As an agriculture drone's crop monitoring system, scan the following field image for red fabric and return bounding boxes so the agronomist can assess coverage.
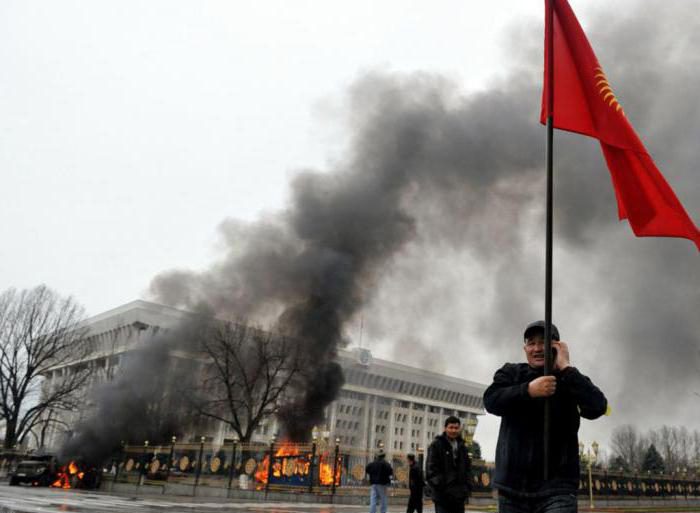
[541,0,699,250]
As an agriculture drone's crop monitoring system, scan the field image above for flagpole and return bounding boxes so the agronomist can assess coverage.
[543,0,555,482]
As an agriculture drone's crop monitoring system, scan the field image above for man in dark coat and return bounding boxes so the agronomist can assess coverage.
[406,453,424,513]
[484,321,608,513]
[366,451,393,513]
[426,416,472,513]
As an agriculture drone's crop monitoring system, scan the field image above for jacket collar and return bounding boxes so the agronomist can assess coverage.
[438,432,464,448]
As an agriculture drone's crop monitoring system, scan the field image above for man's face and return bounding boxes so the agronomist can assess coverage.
[445,422,461,440]
[524,333,546,368]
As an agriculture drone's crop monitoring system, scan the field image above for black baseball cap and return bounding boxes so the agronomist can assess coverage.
[524,320,560,341]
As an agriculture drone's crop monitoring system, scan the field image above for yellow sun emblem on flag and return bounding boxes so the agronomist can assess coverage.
[594,66,624,114]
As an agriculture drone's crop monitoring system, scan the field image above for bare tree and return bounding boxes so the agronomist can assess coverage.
[649,425,692,472]
[0,285,91,449]
[189,321,302,442]
[610,424,644,470]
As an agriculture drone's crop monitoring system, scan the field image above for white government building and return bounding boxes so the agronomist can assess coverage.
[41,300,486,455]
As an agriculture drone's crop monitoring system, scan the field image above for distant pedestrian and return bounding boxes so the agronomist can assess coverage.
[366,451,393,513]
[406,453,425,513]
[426,416,472,513]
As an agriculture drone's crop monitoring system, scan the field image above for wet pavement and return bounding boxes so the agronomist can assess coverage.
[0,485,422,513]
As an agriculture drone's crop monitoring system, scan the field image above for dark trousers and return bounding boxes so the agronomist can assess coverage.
[434,497,466,513]
[498,493,577,513]
[406,491,423,513]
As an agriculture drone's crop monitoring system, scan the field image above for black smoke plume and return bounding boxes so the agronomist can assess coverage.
[60,325,198,465]
[144,0,698,448]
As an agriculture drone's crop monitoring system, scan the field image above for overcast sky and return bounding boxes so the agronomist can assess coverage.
[1,0,697,461]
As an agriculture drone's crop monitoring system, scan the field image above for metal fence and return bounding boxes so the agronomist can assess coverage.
[578,470,700,500]
[99,442,700,500]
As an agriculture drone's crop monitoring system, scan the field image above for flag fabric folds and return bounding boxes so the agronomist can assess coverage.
[541,0,700,250]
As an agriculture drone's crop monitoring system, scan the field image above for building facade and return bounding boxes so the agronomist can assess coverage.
[42,300,486,455]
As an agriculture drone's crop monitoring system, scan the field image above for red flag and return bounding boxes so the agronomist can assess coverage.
[541,0,700,250]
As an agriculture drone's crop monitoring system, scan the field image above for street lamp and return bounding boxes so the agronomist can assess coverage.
[463,416,478,456]
[579,441,599,509]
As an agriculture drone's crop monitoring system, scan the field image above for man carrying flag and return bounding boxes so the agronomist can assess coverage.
[483,322,607,513]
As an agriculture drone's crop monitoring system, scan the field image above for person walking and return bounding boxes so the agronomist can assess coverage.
[406,453,425,513]
[426,416,472,513]
[366,451,393,513]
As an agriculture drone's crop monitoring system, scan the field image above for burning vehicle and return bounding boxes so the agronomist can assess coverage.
[7,455,100,489]
[51,460,102,489]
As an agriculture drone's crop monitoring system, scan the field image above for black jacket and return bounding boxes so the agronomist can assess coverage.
[484,363,607,498]
[366,458,393,485]
[426,433,472,503]
[409,462,425,494]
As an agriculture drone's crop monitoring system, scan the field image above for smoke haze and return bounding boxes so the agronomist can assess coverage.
[60,326,198,465]
[145,0,698,454]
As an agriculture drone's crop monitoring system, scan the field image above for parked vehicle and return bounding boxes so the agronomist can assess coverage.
[8,455,57,486]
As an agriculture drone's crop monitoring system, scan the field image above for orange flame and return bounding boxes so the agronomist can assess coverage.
[252,442,340,487]
[318,454,341,486]
[51,460,85,489]
[254,442,318,487]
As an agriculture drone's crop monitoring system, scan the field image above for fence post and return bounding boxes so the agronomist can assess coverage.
[137,441,149,491]
[162,436,176,495]
[193,436,205,496]
[308,438,317,493]
[331,438,340,500]
[111,441,126,491]
[265,436,276,499]
[227,437,239,497]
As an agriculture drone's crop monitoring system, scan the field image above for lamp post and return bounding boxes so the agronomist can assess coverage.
[309,428,318,493]
[579,441,599,509]
[463,416,478,455]
[139,440,149,488]
[113,440,126,487]
[331,437,341,497]
[193,436,206,495]
[227,435,239,494]
[163,436,176,494]
[265,434,276,498]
